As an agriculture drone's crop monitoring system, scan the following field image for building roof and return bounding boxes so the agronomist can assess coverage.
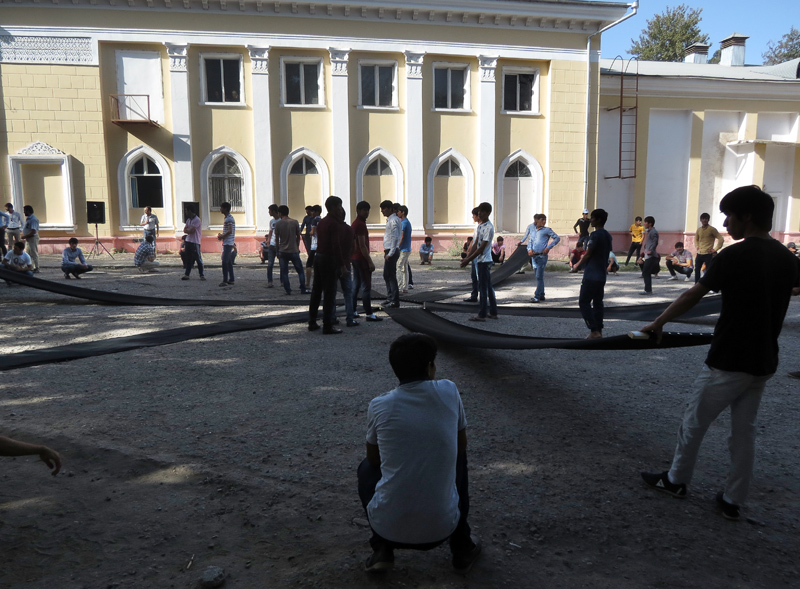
[600,58,800,82]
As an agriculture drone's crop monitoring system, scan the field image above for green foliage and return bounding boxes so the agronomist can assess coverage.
[708,48,721,64]
[447,235,463,257]
[629,4,709,62]
[762,26,800,65]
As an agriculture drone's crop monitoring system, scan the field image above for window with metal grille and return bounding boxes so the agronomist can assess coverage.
[365,158,393,176]
[130,155,163,208]
[435,159,462,177]
[210,156,244,211]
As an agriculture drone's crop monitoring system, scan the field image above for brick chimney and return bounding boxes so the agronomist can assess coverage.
[684,42,711,64]
[720,33,748,67]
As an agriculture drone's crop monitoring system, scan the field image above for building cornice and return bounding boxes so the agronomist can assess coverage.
[600,75,800,102]
[0,1,629,34]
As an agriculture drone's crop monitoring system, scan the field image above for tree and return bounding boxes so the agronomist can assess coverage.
[629,5,709,62]
[762,26,800,65]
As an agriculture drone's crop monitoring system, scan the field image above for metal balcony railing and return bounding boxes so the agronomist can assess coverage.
[110,94,159,126]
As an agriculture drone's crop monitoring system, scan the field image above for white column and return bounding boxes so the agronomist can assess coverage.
[404,50,425,230]
[165,43,193,229]
[478,56,498,221]
[248,46,274,233]
[329,48,352,222]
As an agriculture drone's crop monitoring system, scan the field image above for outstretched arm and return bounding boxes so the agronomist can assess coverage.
[642,282,711,343]
[0,436,61,475]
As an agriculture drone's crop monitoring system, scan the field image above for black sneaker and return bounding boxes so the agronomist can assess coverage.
[716,491,740,521]
[364,546,394,573]
[64,272,71,279]
[641,471,686,498]
[452,536,481,574]
[463,297,478,303]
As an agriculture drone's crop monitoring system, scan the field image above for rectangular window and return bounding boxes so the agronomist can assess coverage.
[282,59,323,106]
[433,64,468,110]
[202,56,243,104]
[360,63,395,107]
[502,68,539,114]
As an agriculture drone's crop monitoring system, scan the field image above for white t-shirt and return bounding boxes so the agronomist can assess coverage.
[140,214,159,230]
[475,220,494,264]
[222,214,236,246]
[4,250,32,267]
[269,218,279,246]
[365,379,467,544]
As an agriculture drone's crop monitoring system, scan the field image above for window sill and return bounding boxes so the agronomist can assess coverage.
[425,224,476,230]
[200,101,247,108]
[358,105,400,112]
[280,103,326,109]
[207,224,256,232]
[431,108,472,114]
[501,110,542,116]
[39,224,77,232]
[120,225,175,232]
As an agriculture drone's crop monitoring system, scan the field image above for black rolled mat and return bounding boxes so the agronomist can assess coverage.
[0,311,308,371]
[423,295,721,321]
[0,268,309,307]
[385,308,713,350]
[399,244,530,304]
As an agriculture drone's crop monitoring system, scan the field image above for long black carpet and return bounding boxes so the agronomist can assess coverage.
[0,311,308,371]
[422,295,721,321]
[385,308,713,350]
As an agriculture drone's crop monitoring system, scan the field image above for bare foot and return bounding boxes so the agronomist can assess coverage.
[586,331,603,339]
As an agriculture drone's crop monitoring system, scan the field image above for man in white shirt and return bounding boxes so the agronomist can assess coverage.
[21,205,40,273]
[381,200,403,308]
[139,206,159,244]
[3,241,34,280]
[460,202,497,321]
[358,334,480,574]
[5,203,23,252]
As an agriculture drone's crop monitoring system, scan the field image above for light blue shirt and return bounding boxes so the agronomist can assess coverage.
[525,225,560,254]
[62,247,87,265]
[475,220,495,263]
[0,211,8,228]
[23,214,39,236]
[400,218,412,252]
[7,210,22,229]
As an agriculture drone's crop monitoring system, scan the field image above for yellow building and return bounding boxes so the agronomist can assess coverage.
[0,0,632,253]
[598,37,800,251]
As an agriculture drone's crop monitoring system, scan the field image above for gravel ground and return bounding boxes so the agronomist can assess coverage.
[1,252,798,588]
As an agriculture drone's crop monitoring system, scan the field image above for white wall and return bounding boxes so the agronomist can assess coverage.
[756,112,799,142]
[698,111,744,228]
[764,144,795,233]
[116,50,165,124]
[597,108,635,231]
[644,110,692,232]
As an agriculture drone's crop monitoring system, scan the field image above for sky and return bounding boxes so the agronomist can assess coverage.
[597,0,797,64]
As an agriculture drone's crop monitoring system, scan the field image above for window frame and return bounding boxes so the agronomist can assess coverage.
[199,53,245,107]
[500,66,541,116]
[357,60,399,110]
[431,62,471,113]
[280,56,326,108]
[209,155,245,213]
[129,154,165,209]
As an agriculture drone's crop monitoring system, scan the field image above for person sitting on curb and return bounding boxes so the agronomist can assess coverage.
[3,241,34,284]
[0,435,61,475]
[490,236,505,265]
[607,251,619,275]
[61,237,93,279]
[134,234,160,273]
[569,242,585,271]
[358,334,481,574]
[419,236,434,265]
[665,242,694,281]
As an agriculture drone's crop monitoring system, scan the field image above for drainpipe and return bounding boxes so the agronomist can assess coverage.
[582,0,639,210]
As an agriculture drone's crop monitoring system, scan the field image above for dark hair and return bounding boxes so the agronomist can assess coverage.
[399,205,408,215]
[220,202,231,213]
[68,237,79,245]
[424,236,432,242]
[700,212,710,220]
[13,241,25,249]
[325,195,342,212]
[356,201,371,212]
[496,236,504,241]
[185,203,196,215]
[379,200,394,210]
[305,205,313,212]
[644,216,655,226]
[466,236,473,242]
[675,241,684,248]
[23,205,33,215]
[719,186,774,230]
[590,208,608,226]
[393,202,401,212]
[145,234,155,243]
[471,207,480,216]
[5,203,12,209]
[278,205,290,216]
[313,205,322,214]
[389,334,437,382]
[635,216,642,222]
[478,202,492,214]
[268,204,278,212]
[534,213,545,221]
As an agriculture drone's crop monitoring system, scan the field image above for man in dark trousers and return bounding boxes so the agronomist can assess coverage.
[640,186,800,521]
[309,196,347,334]
[572,208,612,339]
[638,215,660,295]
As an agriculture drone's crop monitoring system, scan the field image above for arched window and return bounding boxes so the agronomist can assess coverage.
[289,157,318,175]
[365,158,393,176]
[436,159,462,177]
[210,155,244,211]
[130,155,163,208]
[504,160,532,178]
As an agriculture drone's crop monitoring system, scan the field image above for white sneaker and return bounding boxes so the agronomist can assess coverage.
[667,276,678,281]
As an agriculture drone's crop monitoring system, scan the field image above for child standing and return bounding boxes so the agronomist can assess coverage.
[217,202,235,286]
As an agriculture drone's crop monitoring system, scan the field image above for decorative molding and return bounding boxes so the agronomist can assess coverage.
[247,45,270,75]
[328,47,350,76]
[404,50,425,79]
[165,43,188,72]
[18,141,65,155]
[478,55,498,82]
[0,35,92,65]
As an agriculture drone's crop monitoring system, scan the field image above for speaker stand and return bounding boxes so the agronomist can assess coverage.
[88,223,115,259]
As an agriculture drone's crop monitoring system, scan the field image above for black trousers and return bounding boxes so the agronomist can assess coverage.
[625,241,642,264]
[309,253,338,327]
[695,253,714,283]
[642,257,660,292]
[383,249,400,304]
[182,242,204,277]
[666,260,693,278]
[579,278,606,332]
[357,454,473,555]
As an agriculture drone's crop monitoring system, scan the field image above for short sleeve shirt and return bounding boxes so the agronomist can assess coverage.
[4,250,31,267]
[400,218,412,252]
[351,216,368,261]
[269,218,279,246]
[185,216,202,244]
[23,215,39,235]
[583,228,612,282]
[475,220,494,264]
[366,379,467,544]
[222,214,235,246]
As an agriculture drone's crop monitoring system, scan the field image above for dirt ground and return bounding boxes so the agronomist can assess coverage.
[1,251,798,589]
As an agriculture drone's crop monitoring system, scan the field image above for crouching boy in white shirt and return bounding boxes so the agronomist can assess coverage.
[357,333,481,574]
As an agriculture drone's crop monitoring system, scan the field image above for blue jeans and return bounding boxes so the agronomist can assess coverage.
[470,260,478,299]
[221,245,235,283]
[267,245,277,284]
[476,261,497,318]
[531,254,548,298]
[61,262,93,277]
[579,278,606,332]
[279,251,306,294]
[351,258,374,315]
[327,270,355,324]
